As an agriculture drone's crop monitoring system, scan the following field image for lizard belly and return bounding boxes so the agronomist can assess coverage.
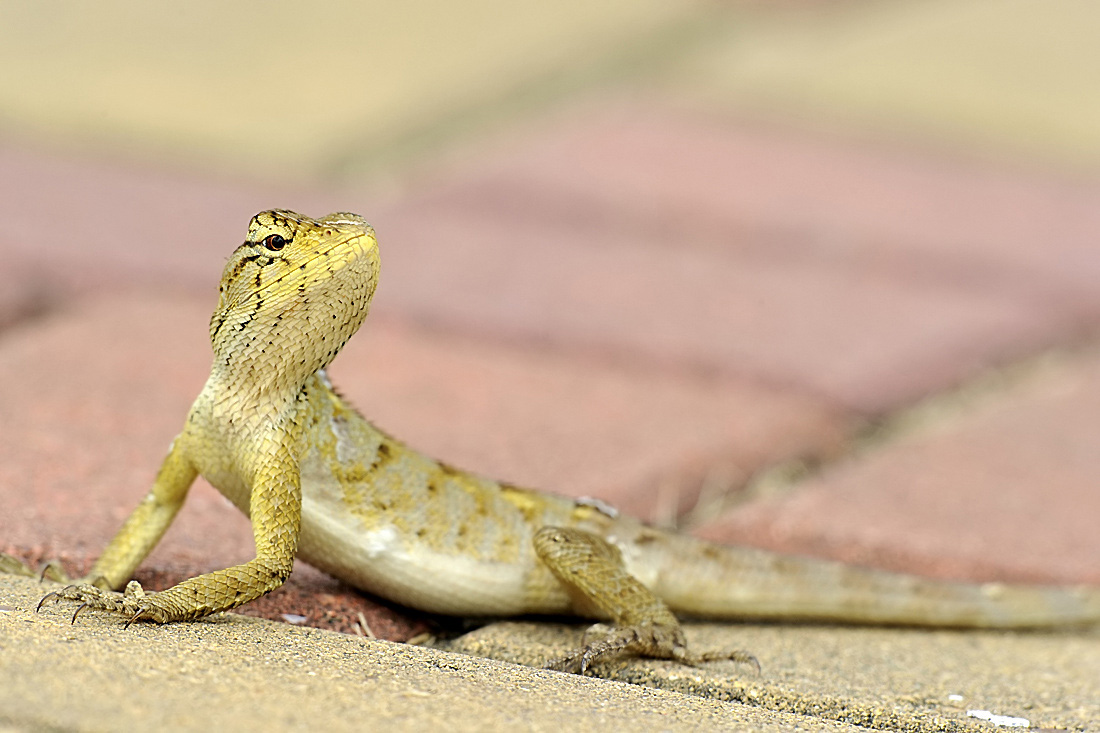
[297,494,570,616]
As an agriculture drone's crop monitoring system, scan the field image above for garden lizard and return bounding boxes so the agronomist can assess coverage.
[7,210,1099,674]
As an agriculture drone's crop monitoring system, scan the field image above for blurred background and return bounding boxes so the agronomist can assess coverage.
[2,0,1100,612]
[4,1,1100,178]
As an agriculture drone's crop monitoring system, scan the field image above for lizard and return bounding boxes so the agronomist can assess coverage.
[4,209,1098,675]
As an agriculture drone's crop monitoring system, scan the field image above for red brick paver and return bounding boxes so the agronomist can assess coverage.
[377,102,1100,412]
[0,253,49,332]
[9,104,1099,416]
[378,202,1065,414]
[0,143,343,293]
[445,104,1100,308]
[695,351,1100,585]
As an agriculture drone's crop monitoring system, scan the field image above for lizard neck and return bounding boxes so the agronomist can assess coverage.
[206,341,315,413]
[207,209,379,423]
[193,369,303,447]
[176,210,380,511]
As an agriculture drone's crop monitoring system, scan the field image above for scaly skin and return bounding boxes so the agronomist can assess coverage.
[9,210,1100,674]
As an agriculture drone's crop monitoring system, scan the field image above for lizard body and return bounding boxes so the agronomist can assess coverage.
[10,210,1099,673]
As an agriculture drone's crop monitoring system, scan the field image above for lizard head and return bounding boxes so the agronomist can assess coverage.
[211,210,380,392]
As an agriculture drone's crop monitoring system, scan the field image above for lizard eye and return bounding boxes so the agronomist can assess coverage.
[262,234,287,251]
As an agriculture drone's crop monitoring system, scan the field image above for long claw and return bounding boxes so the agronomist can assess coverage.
[71,603,89,625]
[36,591,59,612]
[123,609,146,629]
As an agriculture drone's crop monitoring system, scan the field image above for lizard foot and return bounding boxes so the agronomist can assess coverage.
[546,622,759,676]
[37,580,165,625]
[0,552,70,583]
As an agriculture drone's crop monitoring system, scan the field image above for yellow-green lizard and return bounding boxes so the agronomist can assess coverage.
[6,210,1098,674]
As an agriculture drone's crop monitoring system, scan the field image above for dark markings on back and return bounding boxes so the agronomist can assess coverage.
[370,440,395,471]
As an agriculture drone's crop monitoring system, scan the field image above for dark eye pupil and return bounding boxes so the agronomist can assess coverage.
[263,234,286,251]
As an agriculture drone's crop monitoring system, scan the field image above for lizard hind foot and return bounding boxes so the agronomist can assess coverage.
[545,622,761,676]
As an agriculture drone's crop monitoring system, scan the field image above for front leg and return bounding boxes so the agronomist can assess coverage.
[40,443,301,624]
[533,527,758,675]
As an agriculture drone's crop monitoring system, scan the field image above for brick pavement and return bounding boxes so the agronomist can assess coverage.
[3,98,1099,641]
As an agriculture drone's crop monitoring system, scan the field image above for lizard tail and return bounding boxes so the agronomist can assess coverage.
[641,533,1100,628]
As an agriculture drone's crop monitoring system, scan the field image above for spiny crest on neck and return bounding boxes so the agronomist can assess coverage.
[209,210,380,393]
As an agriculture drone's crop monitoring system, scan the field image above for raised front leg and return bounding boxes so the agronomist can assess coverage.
[533,527,758,675]
[40,442,301,624]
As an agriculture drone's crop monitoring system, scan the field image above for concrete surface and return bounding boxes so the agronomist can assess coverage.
[4,575,1095,732]
[2,0,1100,730]
[0,576,862,733]
[448,621,1100,732]
[669,0,1100,170]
